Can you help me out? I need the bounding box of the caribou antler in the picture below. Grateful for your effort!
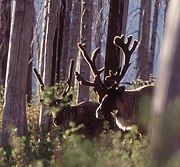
[62,59,74,97]
[75,35,138,103]
[75,44,106,101]
[112,35,138,83]
[33,59,74,106]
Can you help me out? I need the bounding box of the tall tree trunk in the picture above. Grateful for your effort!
[151,0,180,166]
[0,0,34,146]
[0,0,11,86]
[56,0,66,82]
[77,0,92,102]
[39,0,49,77]
[26,51,33,104]
[39,0,60,134]
[66,0,81,89]
[60,0,73,81]
[104,0,129,81]
[66,0,81,85]
[149,0,159,75]
[136,0,151,80]
[93,0,103,69]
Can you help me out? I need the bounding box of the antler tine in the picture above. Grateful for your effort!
[76,43,106,90]
[92,47,100,62]
[114,35,138,61]
[92,47,105,75]
[78,43,101,76]
[62,59,74,97]
[105,67,121,83]
[33,67,45,91]
[75,71,95,86]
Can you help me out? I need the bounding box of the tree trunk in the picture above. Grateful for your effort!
[60,0,73,81]
[39,0,60,134]
[0,0,34,146]
[151,0,180,166]
[77,0,92,102]
[136,0,151,80]
[26,52,33,104]
[66,0,81,85]
[0,0,11,86]
[92,0,103,69]
[39,0,49,77]
[68,0,81,88]
[105,0,129,81]
[56,0,66,82]
[149,0,159,75]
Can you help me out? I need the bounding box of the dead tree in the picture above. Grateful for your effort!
[0,0,34,146]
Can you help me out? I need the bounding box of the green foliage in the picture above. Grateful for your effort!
[1,82,179,166]
[40,82,76,115]
[0,98,152,166]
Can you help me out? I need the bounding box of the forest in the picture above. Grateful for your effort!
[0,0,179,166]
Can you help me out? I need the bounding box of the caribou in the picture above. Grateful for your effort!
[33,35,154,138]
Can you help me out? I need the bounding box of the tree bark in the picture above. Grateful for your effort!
[136,0,151,80]
[67,0,81,85]
[56,0,66,82]
[77,0,92,102]
[104,0,129,81]
[39,0,49,76]
[0,0,11,86]
[39,0,60,133]
[151,0,180,166]
[149,0,159,75]
[0,0,34,146]
[60,0,73,81]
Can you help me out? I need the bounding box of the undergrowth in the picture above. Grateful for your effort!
[0,83,153,167]
[0,98,151,167]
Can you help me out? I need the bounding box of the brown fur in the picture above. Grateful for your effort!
[52,101,105,139]
[53,85,154,137]
[115,85,154,133]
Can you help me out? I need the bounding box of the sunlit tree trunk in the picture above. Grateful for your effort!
[0,0,34,146]
[39,0,60,134]
[67,0,81,85]
[0,0,11,86]
[77,0,93,102]
[39,0,49,77]
[151,0,180,166]
[137,0,151,80]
